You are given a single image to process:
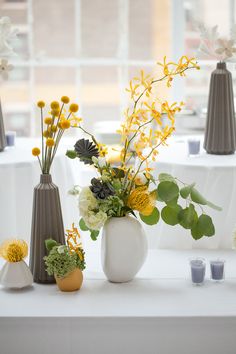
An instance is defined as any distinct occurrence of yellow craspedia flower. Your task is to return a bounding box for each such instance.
[49,125,57,133]
[61,96,70,104]
[0,239,28,262]
[127,186,155,216]
[44,117,52,125]
[69,103,79,113]
[60,119,71,129]
[46,138,55,147]
[50,101,60,110]
[43,130,50,138]
[37,101,45,108]
[32,147,40,156]
[51,109,60,117]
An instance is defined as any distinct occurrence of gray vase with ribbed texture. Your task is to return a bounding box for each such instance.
[0,100,6,152]
[204,62,236,155]
[30,174,65,283]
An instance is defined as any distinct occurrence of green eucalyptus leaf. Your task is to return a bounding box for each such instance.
[45,239,58,252]
[197,214,215,237]
[79,218,89,231]
[180,183,195,199]
[140,207,160,225]
[178,203,198,229]
[166,196,179,207]
[206,200,222,211]
[158,173,176,183]
[161,204,182,226]
[190,188,207,205]
[90,230,100,241]
[191,224,204,240]
[157,181,179,202]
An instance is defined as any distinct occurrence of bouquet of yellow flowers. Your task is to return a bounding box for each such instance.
[66,56,221,241]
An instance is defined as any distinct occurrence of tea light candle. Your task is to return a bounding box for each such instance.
[210,260,225,281]
[190,258,206,285]
[187,139,200,155]
[6,131,16,147]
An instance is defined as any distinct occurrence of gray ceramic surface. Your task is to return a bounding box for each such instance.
[0,100,6,152]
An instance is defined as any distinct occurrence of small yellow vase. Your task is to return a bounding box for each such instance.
[55,268,83,292]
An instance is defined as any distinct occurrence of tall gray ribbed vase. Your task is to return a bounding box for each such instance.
[0,99,6,152]
[204,62,236,154]
[30,174,65,283]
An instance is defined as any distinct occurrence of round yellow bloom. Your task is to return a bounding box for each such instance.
[0,239,28,262]
[43,130,50,138]
[44,117,52,125]
[46,138,55,147]
[127,187,155,216]
[32,147,40,156]
[60,119,71,129]
[69,103,79,113]
[61,96,70,104]
[50,125,57,133]
[50,101,60,110]
[37,101,45,108]
[51,109,60,117]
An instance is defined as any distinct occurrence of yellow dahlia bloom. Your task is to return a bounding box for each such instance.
[32,147,40,156]
[0,239,28,262]
[128,186,155,216]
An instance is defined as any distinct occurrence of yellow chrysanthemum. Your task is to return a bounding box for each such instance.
[46,138,55,147]
[44,117,52,125]
[50,101,60,110]
[60,119,70,129]
[0,239,28,262]
[32,147,40,156]
[127,186,155,216]
[37,101,45,108]
[69,103,79,113]
[61,96,70,104]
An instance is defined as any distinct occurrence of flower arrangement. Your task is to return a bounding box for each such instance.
[66,56,221,241]
[32,97,81,174]
[44,223,85,278]
[198,23,236,62]
[0,239,28,262]
[0,17,18,80]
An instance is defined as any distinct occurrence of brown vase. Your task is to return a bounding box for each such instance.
[30,174,65,284]
[0,99,6,152]
[55,268,83,292]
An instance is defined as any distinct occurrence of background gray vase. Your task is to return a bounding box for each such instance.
[204,62,236,155]
[30,174,65,283]
[0,100,6,152]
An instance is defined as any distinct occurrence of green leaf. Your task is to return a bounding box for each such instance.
[157,181,179,202]
[180,183,195,199]
[158,173,176,183]
[79,218,89,231]
[206,200,222,211]
[140,207,160,225]
[191,223,204,240]
[197,214,215,237]
[90,230,100,241]
[161,205,182,226]
[178,203,198,229]
[66,150,78,159]
[45,239,58,252]
[166,196,179,207]
[190,188,207,205]
[112,168,125,178]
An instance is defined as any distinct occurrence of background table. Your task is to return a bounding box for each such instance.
[0,138,78,243]
[1,249,236,354]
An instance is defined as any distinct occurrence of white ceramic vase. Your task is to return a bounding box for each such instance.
[0,260,33,288]
[101,215,148,283]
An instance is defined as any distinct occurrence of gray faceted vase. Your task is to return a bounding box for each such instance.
[0,100,6,152]
[204,62,236,154]
[30,174,65,283]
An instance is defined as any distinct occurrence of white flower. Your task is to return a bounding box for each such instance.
[0,59,13,80]
[83,210,107,230]
[0,16,18,58]
[79,187,98,215]
[97,157,107,168]
[215,38,236,60]
[68,185,80,196]
[57,245,66,254]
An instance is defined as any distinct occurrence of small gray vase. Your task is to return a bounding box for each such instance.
[204,62,236,155]
[0,100,6,152]
[30,174,65,283]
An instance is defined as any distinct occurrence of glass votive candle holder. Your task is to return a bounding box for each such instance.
[210,259,225,282]
[6,131,16,147]
[190,258,206,286]
[187,139,200,156]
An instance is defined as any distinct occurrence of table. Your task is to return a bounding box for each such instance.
[1,249,236,354]
[0,138,78,244]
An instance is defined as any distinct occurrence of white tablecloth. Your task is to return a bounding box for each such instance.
[0,138,78,244]
[1,249,236,354]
